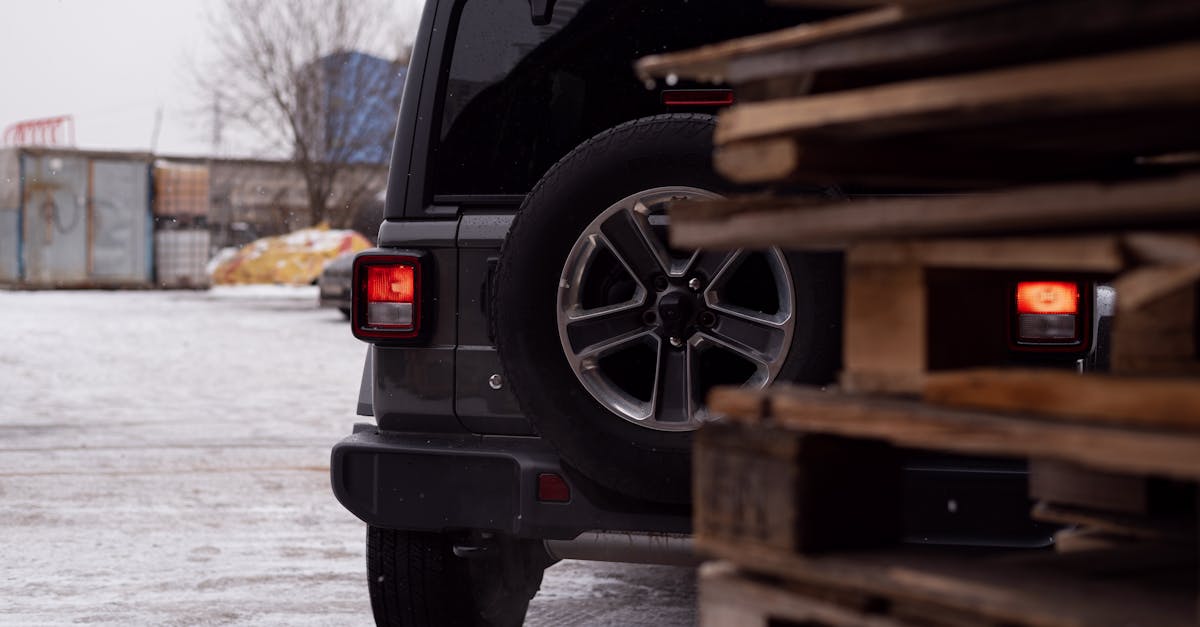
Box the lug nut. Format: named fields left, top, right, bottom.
left=642, top=310, right=658, bottom=325
left=688, top=277, right=702, bottom=291
left=669, top=336, right=684, bottom=348
left=698, top=311, right=717, bottom=328
left=652, top=276, right=669, bottom=292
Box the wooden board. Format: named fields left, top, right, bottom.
left=729, top=0, right=1200, bottom=89
left=698, top=541, right=1196, bottom=627
left=1033, top=502, right=1196, bottom=545
left=1030, top=459, right=1151, bottom=515
left=700, top=562, right=908, bottom=627
left=846, top=236, right=1126, bottom=272
left=668, top=171, right=1200, bottom=250
left=712, top=134, right=1141, bottom=187
left=714, top=42, right=1200, bottom=145
left=695, top=424, right=902, bottom=554
left=922, top=369, right=1200, bottom=432
left=708, top=384, right=1200, bottom=480
left=636, top=0, right=1200, bottom=88
left=635, top=6, right=911, bottom=84
left=1110, top=279, right=1199, bottom=375
left=843, top=262, right=926, bottom=394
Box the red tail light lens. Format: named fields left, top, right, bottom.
left=352, top=253, right=423, bottom=341
left=1014, top=281, right=1081, bottom=343
left=1016, top=282, right=1078, bottom=314
left=367, top=265, right=414, bottom=303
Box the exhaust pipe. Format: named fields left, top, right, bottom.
left=544, top=531, right=699, bottom=566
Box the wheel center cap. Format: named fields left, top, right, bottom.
left=657, top=291, right=697, bottom=336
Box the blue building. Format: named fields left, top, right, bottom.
left=316, top=51, right=407, bottom=165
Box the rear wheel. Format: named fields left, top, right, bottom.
left=366, top=527, right=548, bottom=627
left=495, top=114, right=841, bottom=504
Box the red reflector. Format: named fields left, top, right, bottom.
left=367, top=265, right=414, bottom=303
left=662, top=89, right=735, bottom=106
left=1015, top=282, right=1078, bottom=314
left=537, top=473, right=571, bottom=503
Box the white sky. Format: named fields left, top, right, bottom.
left=0, top=0, right=422, bottom=158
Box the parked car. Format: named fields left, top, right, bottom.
left=330, top=1, right=1113, bottom=625
left=318, top=251, right=354, bottom=318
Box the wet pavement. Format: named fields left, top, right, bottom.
left=0, top=287, right=695, bottom=625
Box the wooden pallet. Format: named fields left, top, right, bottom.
left=638, top=1, right=1200, bottom=189
left=640, top=2, right=1200, bottom=623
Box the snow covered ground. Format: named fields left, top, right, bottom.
left=0, top=287, right=694, bottom=626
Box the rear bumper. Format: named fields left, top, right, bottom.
left=330, top=426, right=690, bottom=541
left=331, top=426, right=1054, bottom=545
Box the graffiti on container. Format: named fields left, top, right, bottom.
left=22, top=181, right=81, bottom=245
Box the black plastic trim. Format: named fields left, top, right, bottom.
left=378, top=220, right=459, bottom=248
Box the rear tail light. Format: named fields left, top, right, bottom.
left=352, top=253, right=423, bottom=341
left=1014, top=281, right=1081, bottom=343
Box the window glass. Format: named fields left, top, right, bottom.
left=432, top=0, right=811, bottom=196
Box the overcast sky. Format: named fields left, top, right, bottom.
left=0, top=0, right=422, bottom=158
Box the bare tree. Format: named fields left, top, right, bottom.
left=201, top=0, right=408, bottom=226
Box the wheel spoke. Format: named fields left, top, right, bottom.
left=565, top=304, right=648, bottom=358
left=704, top=309, right=785, bottom=365
left=687, top=249, right=741, bottom=284
left=652, top=344, right=695, bottom=423
left=599, top=207, right=669, bottom=285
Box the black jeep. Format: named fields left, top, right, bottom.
left=331, top=1, right=1109, bottom=625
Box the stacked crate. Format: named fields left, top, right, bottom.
left=153, top=161, right=211, bottom=288
left=638, top=1, right=1200, bottom=624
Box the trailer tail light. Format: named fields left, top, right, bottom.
left=352, top=253, right=423, bottom=341
left=1014, top=281, right=1080, bottom=342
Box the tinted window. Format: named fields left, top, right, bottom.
left=432, top=0, right=814, bottom=196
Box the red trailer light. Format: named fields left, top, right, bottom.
left=1014, top=281, right=1080, bottom=343
left=352, top=254, right=422, bottom=341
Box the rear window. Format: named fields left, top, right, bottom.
left=431, top=0, right=809, bottom=197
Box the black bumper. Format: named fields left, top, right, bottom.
left=332, top=427, right=1055, bottom=545
left=330, top=426, right=691, bottom=541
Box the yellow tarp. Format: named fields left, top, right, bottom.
left=210, top=225, right=371, bottom=285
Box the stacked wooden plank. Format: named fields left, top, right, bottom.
left=638, top=0, right=1200, bottom=624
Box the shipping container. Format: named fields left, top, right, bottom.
left=0, top=148, right=19, bottom=282
left=0, top=147, right=153, bottom=288
left=154, top=229, right=211, bottom=288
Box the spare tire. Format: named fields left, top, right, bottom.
left=494, top=114, right=841, bottom=504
